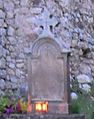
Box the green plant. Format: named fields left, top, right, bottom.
left=70, top=79, right=94, bottom=119
left=0, top=96, right=9, bottom=112
left=70, top=100, right=80, bottom=114
left=91, top=112, right=94, bottom=119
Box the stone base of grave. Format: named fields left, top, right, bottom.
left=0, top=114, right=85, bottom=119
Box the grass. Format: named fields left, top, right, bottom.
left=70, top=93, right=94, bottom=119
left=70, top=79, right=94, bottom=119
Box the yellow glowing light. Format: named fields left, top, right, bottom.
left=35, top=101, right=48, bottom=112
left=35, top=102, right=42, bottom=111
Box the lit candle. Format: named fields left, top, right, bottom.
left=42, top=102, right=48, bottom=112
left=35, top=101, right=48, bottom=113
left=35, top=102, right=42, bottom=112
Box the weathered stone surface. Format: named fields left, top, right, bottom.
left=7, top=56, right=12, bottom=62
left=0, top=79, right=5, bottom=89
left=20, top=0, right=29, bottom=6
left=6, top=19, right=15, bottom=27
left=88, top=38, right=94, bottom=45
left=24, top=47, right=31, bottom=54
left=0, top=19, right=4, bottom=27
left=5, top=81, right=12, bottom=89
left=0, top=57, right=6, bottom=69
left=8, top=26, right=15, bottom=36
left=16, top=63, right=24, bottom=68
left=81, top=84, right=91, bottom=93
left=0, top=45, right=3, bottom=58
left=0, top=0, right=3, bottom=9
left=10, top=76, right=18, bottom=83
left=6, top=11, right=14, bottom=19
left=30, top=41, right=66, bottom=101
left=2, top=48, right=7, bottom=58
left=7, top=68, right=15, bottom=75
left=11, top=83, right=18, bottom=89
left=4, top=1, right=14, bottom=11
left=0, top=114, right=85, bottom=119
left=0, top=10, right=5, bottom=19
left=16, top=69, right=21, bottom=77
left=32, top=0, right=41, bottom=5
left=0, top=89, right=4, bottom=95
left=77, top=74, right=92, bottom=83
left=0, top=28, right=6, bottom=36
left=16, top=59, right=24, bottom=63
left=71, top=40, right=78, bottom=47
left=8, top=37, right=17, bottom=45
left=79, top=64, right=91, bottom=75
left=17, top=53, right=25, bottom=58
left=12, top=0, right=20, bottom=5
left=0, top=69, right=6, bottom=79
left=30, top=7, right=43, bottom=14
left=8, top=62, right=15, bottom=69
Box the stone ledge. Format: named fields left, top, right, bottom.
left=0, top=114, right=85, bottom=119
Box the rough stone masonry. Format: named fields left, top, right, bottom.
left=0, top=0, right=94, bottom=97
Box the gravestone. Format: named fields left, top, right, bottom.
left=27, top=37, right=70, bottom=114
left=27, top=7, right=70, bottom=114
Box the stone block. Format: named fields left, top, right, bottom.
left=0, top=28, right=6, bottom=36
left=7, top=11, right=14, bottom=19
left=0, top=79, right=5, bottom=89
left=0, top=57, right=6, bottom=69
left=0, top=45, right=3, bottom=58
left=10, top=76, right=18, bottom=83
left=0, top=19, right=4, bottom=27
left=0, top=0, right=3, bottom=9
left=77, top=74, right=92, bottom=83
left=20, top=0, right=29, bottom=6
left=0, top=10, right=5, bottom=19
left=4, top=1, right=14, bottom=11
left=8, top=26, right=15, bottom=36
left=0, top=114, right=85, bottom=119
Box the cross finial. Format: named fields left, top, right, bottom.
left=40, top=7, right=58, bottom=33
left=32, top=7, right=58, bottom=35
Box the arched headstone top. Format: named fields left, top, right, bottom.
left=31, top=37, right=60, bottom=56
left=31, top=36, right=70, bottom=57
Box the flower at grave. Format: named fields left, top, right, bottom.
left=27, top=95, right=32, bottom=113
left=4, top=105, right=13, bottom=116
left=20, top=101, right=27, bottom=112
left=16, top=99, right=22, bottom=113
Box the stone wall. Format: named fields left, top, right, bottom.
left=0, top=0, right=94, bottom=96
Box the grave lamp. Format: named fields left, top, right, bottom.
left=35, top=101, right=48, bottom=113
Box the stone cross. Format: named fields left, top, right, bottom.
left=32, top=7, right=58, bottom=34
left=40, top=7, right=58, bottom=32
